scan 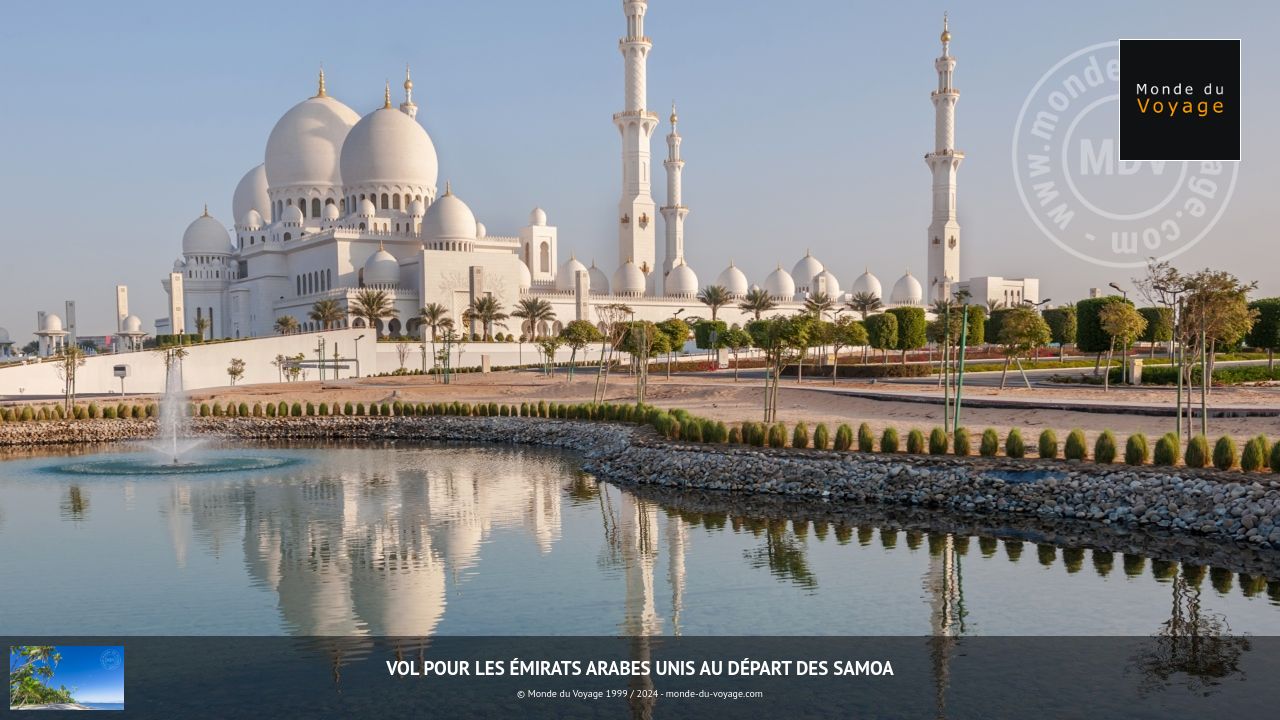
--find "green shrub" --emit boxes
[200,403,211,417]
[834,424,854,451]
[266,402,277,417]
[278,401,289,417]
[1064,429,1088,460]
[214,402,227,417]
[1005,429,1025,458]
[1038,429,1058,459]
[238,402,249,417]
[88,402,100,419]
[304,402,314,416]
[813,423,830,450]
[1125,433,1149,466]
[728,426,742,444]
[1153,433,1179,466]
[1094,431,1117,464]
[953,427,971,456]
[748,422,766,447]
[1270,441,1280,473]
[148,403,159,418]
[768,423,788,449]
[712,421,729,443]
[928,427,948,455]
[488,402,499,417]
[116,403,128,418]
[227,403,239,418]
[792,422,809,449]
[290,402,302,417]
[1185,435,1209,468]
[880,427,899,453]
[1252,435,1270,468]
[252,402,263,417]
[905,428,925,454]
[1241,436,1266,472]
[102,406,116,419]
[355,402,366,416]
[857,423,875,453]
[686,422,703,442]
[538,400,548,418]
[1213,436,1237,471]
[344,401,355,415]
[979,428,999,457]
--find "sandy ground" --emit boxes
[169,368,1280,444]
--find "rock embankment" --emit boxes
[2,417,1278,550]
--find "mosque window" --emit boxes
[286,198,292,206]
[311,198,321,217]
[380,193,389,210]
[283,233,292,242]
[359,223,366,231]
[327,269,332,289]
[392,195,401,210]
[539,242,550,273]
[297,276,301,295]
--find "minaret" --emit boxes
[614,0,658,291]
[926,13,963,303]
[400,65,418,119]
[660,101,688,291]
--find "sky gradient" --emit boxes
[0,0,1274,340]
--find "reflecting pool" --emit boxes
[1,441,1277,637]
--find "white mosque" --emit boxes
[155,4,1037,342]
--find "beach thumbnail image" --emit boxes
[9,646,124,711]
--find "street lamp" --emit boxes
[354,334,366,378]
[1108,282,1127,301]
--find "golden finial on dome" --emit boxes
[444,180,452,196]
[404,64,413,92]
[941,12,951,44]
[670,100,678,125]
[383,81,392,109]
[316,65,327,98]
[202,203,209,217]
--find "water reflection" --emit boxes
[59,485,89,521]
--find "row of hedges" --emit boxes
[1110,364,1280,386]
[780,363,933,379]
[0,402,159,421]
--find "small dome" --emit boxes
[40,314,64,333]
[357,197,377,217]
[557,255,588,292]
[233,164,271,225]
[339,105,438,194]
[890,270,923,305]
[588,262,610,295]
[665,262,699,298]
[475,221,487,238]
[715,262,749,297]
[123,315,143,333]
[612,260,646,296]
[172,257,187,270]
[814,269,841,297]
[323,202,340,221]
[516,258,533,289]
[422,190,477,243]
[240,209,263,229]
[530,207,547,226]
[264,94,360,190]
[182,211,231,255]
[791,250,825,291]
[408,199,426,217]
[850,268,882,299]
[363,246,400,286]
[763,265,796,300]
[281,204,304,225]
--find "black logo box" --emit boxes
[1119,39,1240,161]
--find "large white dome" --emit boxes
[814,269,841,297]
[612,260,646,296]
[715,262,749,297]
[233,164,271,225]
[791,251,825,291]
[665,262,699,298]
[516,258,533,290]
[264,94,360,191]
[182,211,231,255]
[850,268,882,298]
[557,256,588,292]
[588,261,610,295]
[763,265,796,300]
[363,246,400,286]
[339,106,438,195]
[890,271,923,305]
[422,190,477,242]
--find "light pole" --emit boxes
[1153,280,1188,442]
[316,337,326,382]
[354,334,365,378]
[1108,283,1131,383]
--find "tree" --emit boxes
[1042,304,1077,360]
[986,307,1017,350]
[559,320,603,381]
[656,317,690,379]
[887,307,927,364]
[463,295,508,341]
[309,299,343,330]
[963,304,986,346]
[720,325,753,381]
[1181,269,1257,399]
[738,287,776,320]
[273,315,299,335]
[693,319,728,351]
[1138,306,1174,358]
[986,298,1005,312]
[747,315,810,422]
[846,291,882,320]
[592,303,632,403]
[697,285,731,322]
[535,336,563,377]
[997,307,1052,389]
[194,315,211,342]
[226,357,245,386]
[416,303,451,341]
[1076,296,1130,369]
[829,316,868,384]
[803,292,835,321]
[395,342,411,370]
[864,313,898,364]
[1099,302,1148,391]
[1247,298,1280,371]
[352,289,397,336]
[54,345,86,413]
[512,297,555,340]
[9,646,76,708]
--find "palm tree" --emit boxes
[846,291,882,320]
[512,297,556,340]
[804,292,835,321]
[986,298,1005,312]
[309,299,343,330]
[194,316,211,341]
[697,285,731,322]
[416,303,450,341]
[739,287,776,320]
[352,289,397,336]
[463,295,509,341]
[273,315,299,335]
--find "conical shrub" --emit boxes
[880,427,899,453]
[979,428,999,457]
[1038,429,1058,459]
[928,428,948,455]
[907,429,925,454]
[1213,436,1237,471]
[834,424,853,451]
[1153,433,1179,466]
[792,422,809,449]
[953,427,971,456]
[1185,435,1209,468]
[1241,436,1266,472]
[857,423,875,453]
[1005,429,1025,458]
[1064,429,1088,460]
[1094,430,1117,464]
[813,424,830,450]
[768,423,788,448]
[1125,433,1149,466]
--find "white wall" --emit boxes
[373,340,600,375]
[0,328,375,397]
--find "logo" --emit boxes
[1012,41,1238,268]
[100,648,122,671]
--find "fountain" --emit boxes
[151,347,203,465]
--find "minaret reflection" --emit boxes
[925,532,965,719]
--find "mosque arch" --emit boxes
[539,242,550,273]
[388,318,402,336]
[380,193,389,210]
[392,194,401,210]
[352,317,366,328]
[283,232,292,242]
[311,198,321,217]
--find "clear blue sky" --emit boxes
[10,645,125,704]
[0,0,1274,340]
